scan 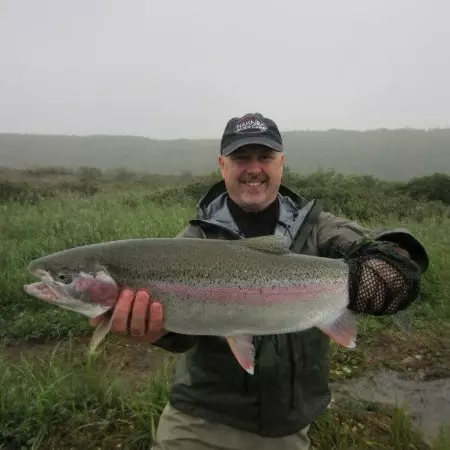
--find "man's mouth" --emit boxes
[241,180,266,187]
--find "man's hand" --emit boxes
[351,246,420,315]
[89,288,167,343]
[363,258,404,287]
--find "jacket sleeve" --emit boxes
[316,212,429,273]
[151,223,205,353]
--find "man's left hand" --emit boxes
[349,245,421,315]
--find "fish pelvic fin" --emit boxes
[226,334,255,375]
[237,235,290,255]
[88,312,113,354]
[316,308,358,349]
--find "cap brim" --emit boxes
[221,137,283,156]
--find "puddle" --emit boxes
[333,369,450,442]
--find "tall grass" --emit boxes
[0,343,173,449]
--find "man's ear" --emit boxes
[217,155,226,177]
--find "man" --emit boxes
[90,113,429,450]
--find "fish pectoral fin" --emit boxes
[237,235,290,255]
[316,308,358,349]
[88,312,114,354]
[226,334,256,375]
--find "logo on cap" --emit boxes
[234,117,268,134]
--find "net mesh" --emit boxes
[340,239,422,315]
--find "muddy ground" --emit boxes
[2,324,450,444]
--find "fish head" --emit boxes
[23,249,119,318]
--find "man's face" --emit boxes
[217,144,284,212]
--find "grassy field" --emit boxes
[1,169,450,449]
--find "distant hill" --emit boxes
[1,128,449,180]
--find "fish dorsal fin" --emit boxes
[236,235,290,255]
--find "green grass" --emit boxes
[1,171,449,448]
[0,340,448,449]
[0,342,173,449]
[311,396,450,450]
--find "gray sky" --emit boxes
[1,0,449,139]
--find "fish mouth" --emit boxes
[23,282,62,303]
[23,269,66,304]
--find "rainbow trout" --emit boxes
[23,236,358,374]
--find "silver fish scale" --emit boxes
[157,280,349,336]
[93,238,348,285]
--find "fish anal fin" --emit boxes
[237,236,290,255]
[316,308,357,349]
[226,334,255,375]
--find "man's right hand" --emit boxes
[89,288,167,343]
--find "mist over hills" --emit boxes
[1,128,449,180]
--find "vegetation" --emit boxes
[1,167,449,449]
[2,127,450,179]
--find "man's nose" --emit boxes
[245,157,263,171]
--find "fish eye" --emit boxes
[56,271,73,284]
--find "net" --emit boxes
[342,239,422,315]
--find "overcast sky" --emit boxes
[1,0,449,139]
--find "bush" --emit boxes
[400,173,450,205]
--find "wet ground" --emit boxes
[332,369,450,443]
[328,324,450,443]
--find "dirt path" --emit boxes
[1,333,174,383]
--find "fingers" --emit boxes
[395,247,410,259]
[149,301,164,335]
[365,259,402,285]
[129,289,150,337]
[90,287,165,342]
[111,288,135,334]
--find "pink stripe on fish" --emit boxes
[152,282,346,304]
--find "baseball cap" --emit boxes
[220,113,283,156]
